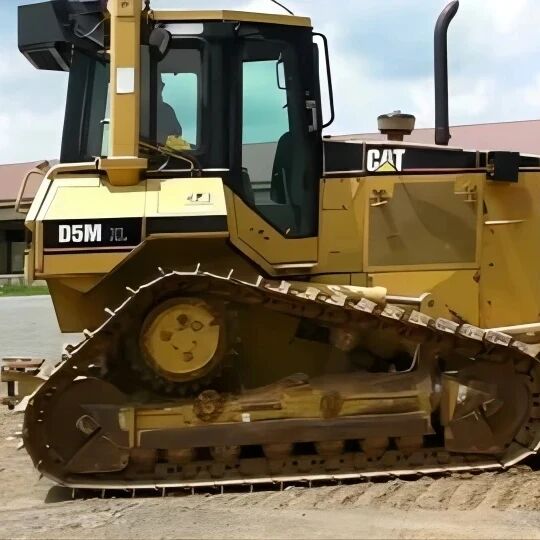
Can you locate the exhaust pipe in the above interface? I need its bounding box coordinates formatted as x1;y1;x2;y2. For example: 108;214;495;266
434;0;459;146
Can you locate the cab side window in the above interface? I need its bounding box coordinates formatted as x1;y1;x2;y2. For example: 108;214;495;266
157;48;201;149
241;40;317;237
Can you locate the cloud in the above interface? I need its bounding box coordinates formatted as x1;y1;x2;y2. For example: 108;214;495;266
521;74;540;110
0;45;67;163
0;107;66;161
318;0;540;134
456;0;540;54
3;0;540;163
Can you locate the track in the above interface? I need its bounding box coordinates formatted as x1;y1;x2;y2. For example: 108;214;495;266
3;406;540;540
22;266;540;491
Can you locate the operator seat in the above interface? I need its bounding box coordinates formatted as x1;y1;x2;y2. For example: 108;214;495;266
270;131;292;205
241;167;255;203
271;131;314;234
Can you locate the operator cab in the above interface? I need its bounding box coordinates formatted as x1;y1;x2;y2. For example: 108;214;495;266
19;3;330;238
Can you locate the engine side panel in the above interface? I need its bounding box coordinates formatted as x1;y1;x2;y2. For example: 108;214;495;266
481;172;540;327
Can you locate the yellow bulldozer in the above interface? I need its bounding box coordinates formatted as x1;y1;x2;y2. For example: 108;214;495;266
14;0;540;490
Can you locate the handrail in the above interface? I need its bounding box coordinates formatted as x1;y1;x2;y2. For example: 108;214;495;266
14;160;49;215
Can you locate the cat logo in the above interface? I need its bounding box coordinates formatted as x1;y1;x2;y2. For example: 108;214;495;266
366;148;406;173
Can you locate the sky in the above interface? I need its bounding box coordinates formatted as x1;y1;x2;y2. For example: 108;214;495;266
1;0;540;163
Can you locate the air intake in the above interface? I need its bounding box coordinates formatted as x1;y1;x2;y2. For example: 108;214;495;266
377;111;416;141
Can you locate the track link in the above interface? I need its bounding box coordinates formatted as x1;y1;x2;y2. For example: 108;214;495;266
22;266;540;490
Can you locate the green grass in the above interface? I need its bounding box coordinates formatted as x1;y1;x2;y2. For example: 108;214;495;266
0;284;50;297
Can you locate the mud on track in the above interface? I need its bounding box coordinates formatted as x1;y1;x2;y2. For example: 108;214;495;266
2;408;540;539
2;296;540;538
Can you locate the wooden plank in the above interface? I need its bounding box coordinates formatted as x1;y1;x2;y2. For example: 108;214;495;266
1;358;44;370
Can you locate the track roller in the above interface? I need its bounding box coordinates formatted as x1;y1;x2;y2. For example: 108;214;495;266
360;437;389;459
263;443;293;459
315;440;345;457
210;446;241;463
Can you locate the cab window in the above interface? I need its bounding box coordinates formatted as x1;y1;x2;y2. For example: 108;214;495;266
241;40;317;237
156;48;201;150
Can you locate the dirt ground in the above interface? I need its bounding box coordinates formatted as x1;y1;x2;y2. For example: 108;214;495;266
2;296;540;539
2;409;540;539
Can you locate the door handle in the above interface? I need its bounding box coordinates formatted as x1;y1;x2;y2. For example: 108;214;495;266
306;100;318;133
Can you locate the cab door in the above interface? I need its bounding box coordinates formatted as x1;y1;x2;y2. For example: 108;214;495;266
226;28;321;274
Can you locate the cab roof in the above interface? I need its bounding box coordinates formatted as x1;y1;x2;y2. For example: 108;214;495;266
150;9;312;28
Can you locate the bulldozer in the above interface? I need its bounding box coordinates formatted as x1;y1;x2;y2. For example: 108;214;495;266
14;0;540;490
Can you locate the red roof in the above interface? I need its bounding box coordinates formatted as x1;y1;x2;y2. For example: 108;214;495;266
329;119;540;155
1;119;540;205
0;161;50;203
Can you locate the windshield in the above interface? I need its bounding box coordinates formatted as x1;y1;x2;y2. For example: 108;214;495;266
157;50;201;149
61;44;202;164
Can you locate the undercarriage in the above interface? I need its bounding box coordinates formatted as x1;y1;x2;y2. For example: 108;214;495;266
22;267;540;490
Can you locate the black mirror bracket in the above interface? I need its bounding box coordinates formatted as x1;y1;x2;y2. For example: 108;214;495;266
149;26;172;61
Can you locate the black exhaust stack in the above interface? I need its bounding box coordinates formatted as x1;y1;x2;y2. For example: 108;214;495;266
434;0;459;146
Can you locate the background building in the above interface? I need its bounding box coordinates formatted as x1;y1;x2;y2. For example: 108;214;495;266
329;119;540;154
0;161;48;278
0;119;538;279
